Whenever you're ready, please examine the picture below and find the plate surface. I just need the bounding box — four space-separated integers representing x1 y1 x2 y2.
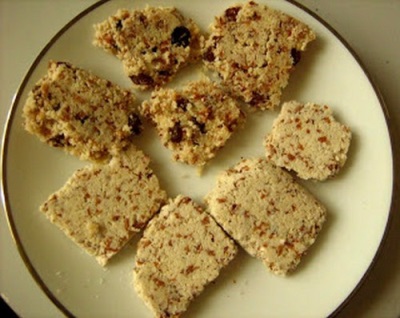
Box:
2 0 394 317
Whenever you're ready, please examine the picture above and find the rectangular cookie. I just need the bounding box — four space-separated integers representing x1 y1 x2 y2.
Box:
205 158 327 276
133 195 237 317
23 61 142 162
40 146 167 266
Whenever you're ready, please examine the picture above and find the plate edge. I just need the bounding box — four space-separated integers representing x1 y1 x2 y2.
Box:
286 0 399 317
0 1 110 317
0 0 398 317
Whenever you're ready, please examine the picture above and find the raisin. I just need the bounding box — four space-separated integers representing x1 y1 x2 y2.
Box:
48 134 65 147
128 113 142 135
191 117 206 134
32 84 41 93
169 123 183 143
252 11 261 20
157 70 170 77
115 19 123 30
129 74 154 87
225 7 241 22
138 13 148 27
171 26 191 47
203 47 215 62
176 96 189 111
290 48 301 65
55 61 72 69
249 92 267 107
75 112 89 124
146 172 154 179
52 103 61 111
111 43 120 52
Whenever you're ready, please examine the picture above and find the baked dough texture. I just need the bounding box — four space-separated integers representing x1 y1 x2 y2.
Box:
93 6 202 90
264 101 352 180
141 79 246 166
23 61 141 162
40 147 167 266
202 1 316 110
205 158 327 276
133 195 237 318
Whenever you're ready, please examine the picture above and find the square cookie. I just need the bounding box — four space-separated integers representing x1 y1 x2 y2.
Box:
205 158 327 276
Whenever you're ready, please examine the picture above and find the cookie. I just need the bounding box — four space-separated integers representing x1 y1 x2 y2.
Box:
93 6 202 90
141 79 246 166
133 195 237 318
23 61 142 162
40 146 167 266
264 101 352 180
202 1 316 110
205 158 327 276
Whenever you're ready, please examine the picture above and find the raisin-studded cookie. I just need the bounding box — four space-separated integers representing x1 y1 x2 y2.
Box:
94 6 202 90
264 101 352 180
134 195 237 318
141 79 246 166
202 1 316 110
23 61 142 162
205 158 327 276
40 146 167 266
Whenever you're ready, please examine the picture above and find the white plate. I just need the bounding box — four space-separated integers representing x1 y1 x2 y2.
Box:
1 0 394 317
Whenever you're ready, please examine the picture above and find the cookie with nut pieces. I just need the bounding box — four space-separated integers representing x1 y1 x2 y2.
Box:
133 195 238 318
205 158 327 276
264 101 352 180
40 146 167 266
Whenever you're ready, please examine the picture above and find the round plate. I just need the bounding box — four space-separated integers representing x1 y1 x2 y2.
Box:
1 0 394 317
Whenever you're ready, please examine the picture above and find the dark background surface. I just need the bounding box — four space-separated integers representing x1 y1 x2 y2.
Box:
1 297 18 318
